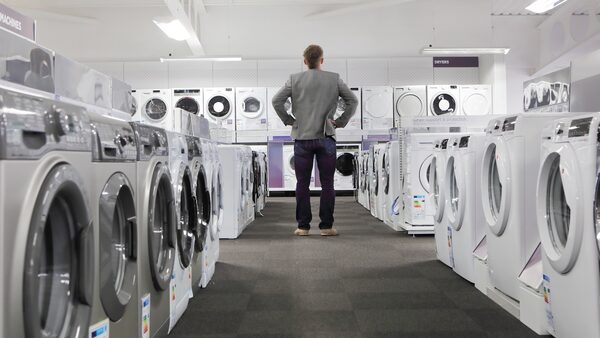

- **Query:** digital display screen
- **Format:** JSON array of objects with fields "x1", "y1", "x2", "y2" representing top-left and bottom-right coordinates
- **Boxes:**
[
  {"x1": 568, "y1": 117, "x2": 593, "y2": 138},
  {"x1": 459, "y1": 136, "x2": 470, "y2": 148},
  {"x1": 441, "y1": 139, "x2": 448, "y2": 149}
]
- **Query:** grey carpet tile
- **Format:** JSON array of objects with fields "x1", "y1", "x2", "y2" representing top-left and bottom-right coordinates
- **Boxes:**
[{"x1": 170, "y1": 197, "x2": 539, "y2": 338}]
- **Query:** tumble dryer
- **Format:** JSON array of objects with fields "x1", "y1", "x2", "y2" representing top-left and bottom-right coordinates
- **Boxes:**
[
  {"x1": 218, "y1": 145, "x2": 249, "y2": 239},
  {"x1": 204, "y1": 87, "x2": 235, "y2": 130},
  {"x1": 0, "y1": 88, "x2": 95, "y2": 338},
  {"x1": 481, "y1": 113, "x2": 564, "y2": 301},
  {"x1": 88, "y1": 108, "x2": 139, "y2": 338},
  {"x1": 383, "y1": 140, "x2": 403, "y2": 231},
  {"x1": 132, "y1": 123, "x2": 176, "y2": 337},
  {"x1": 138, "y1": 88, "x2": 174, "y2": 131},
  {"x1": 335, "y1": 87, "x2": 362, "y2": 130},
  {"x1": 236, "y1": 87, "x2": 267, "y2": 132},
  {"x1": 335, "y1": 144, "x2": 360, "y2": 190},
  {"x1": 427, "y1": 85, "x2": 460, "y2": 116},
  {"x1": 173, "y1": 88, "x2": 203, "y2": 116},
  {"x1": 444, "y1": 134, "x2": 486, "y2": 282},
  {"x1": 166, "y1": 132, "x2": 196, "y2": 332},
  {"x1": 362, "y1": 86, "x2": 394, "y2": 131},
  {"x1": 267, "y1": 87, "x2": 293, "y2": 132},
  {"x1": 459, "y1": 85, "x2": 492, "y2": 116},
  {"x1": 430, "y1": 138, "x2": 453, "y2": 267},
  {"x1": 394, "y1": 86, "x2": 427, "y2": 127},
  {"x1": 535, "y1": 113, "x2": 600, "y2": 338},
  {"x1": 403, "y1": 133, "x2": 436, "y2": 227}
]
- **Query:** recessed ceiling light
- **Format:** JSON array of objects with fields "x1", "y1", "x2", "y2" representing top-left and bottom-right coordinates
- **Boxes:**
[
  {"x1": 421, "y1": 47, "x2": 511, "y2": 55},
  {"x1": 525, "y1": 0, "x2": 568, "y2": 14},
  {"x1": 153, "y1": 18, "x2": 190, "y2": 41}
]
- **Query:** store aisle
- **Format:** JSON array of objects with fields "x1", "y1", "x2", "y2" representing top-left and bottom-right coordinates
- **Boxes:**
[{"x1": 170, "y1": 197, "x2": 537, "y2": 338}]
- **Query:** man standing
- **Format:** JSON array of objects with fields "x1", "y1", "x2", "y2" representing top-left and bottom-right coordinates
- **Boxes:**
[{"x1": 272, "y1": 45, "x2": 358, "y2": 236}]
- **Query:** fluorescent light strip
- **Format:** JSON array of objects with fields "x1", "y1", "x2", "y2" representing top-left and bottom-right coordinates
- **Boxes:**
[
  {"x1": 421, "y1": 47, "x2": 511, "y2": 55},
  {"x1": 526, "y1": 0, "x2": 568, "y2": 14},
  {"x1": 160, "y1": 57, "x2": 243, "y2": 62}
]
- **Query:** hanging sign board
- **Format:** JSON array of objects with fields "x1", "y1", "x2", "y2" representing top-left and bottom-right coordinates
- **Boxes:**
[
  {"x1": 0, "y1": 3, "x2": 35, "y2": 41},
  {"x1": 433, "y1": 57, "x2": 479, "y2": 68}
]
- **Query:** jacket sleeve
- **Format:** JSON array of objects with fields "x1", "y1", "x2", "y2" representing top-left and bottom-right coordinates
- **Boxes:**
[
  {"x1": 271, "y1": 78, "x2": 296, "y2": 126},
  {"x1": 334, "y1": 77, "x2": 358, "y2": 128}
]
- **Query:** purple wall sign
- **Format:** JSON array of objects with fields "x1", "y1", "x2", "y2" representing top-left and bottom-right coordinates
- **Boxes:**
[
  {"x1": 0, "y1": 3, "x2": 35, "y2": 41},
  {"x1": 268, "y1": 142, "x2": 284, "y2": 188},
  {"x1": 433, "y1": 57, "x2": 479, "y2": 68}
]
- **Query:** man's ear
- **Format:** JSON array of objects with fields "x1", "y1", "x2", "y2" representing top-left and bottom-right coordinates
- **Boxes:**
[
  {"x1": 304, "y1": 59, "x2": 308, "y2": 66},
  {"x1": 320, "y1": 58, "x2": 324, "y2": 65}
]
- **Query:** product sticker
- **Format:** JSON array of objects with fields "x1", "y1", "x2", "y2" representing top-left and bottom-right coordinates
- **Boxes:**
[
  {"x1": 413, "y1": 195, "x2": 426, "y2": 220},
  {"x1": 89, "y1": 318, "x2": 109, "y2": 338},
  {"x1": 447, "y1": 226, "x2": 454, "y2": 268},
  {"x1": 141, "y1": 293, "x2": 151, "y2": 338},
  {"x1": 543, "y1": 274, "x2": 555, "y2": 335},
  {"x1": 171, "y1": 272, "x2": 177, "y2": 301}
]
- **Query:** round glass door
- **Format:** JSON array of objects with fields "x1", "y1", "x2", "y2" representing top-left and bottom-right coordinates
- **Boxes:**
[
  {"x1": 177, "y1": 168, "x2": 197, "y2": 268},
  {"x1": 462, "y1": 93, "x2": 489, "y2": 115},
  {"x1": 99, "y1": 173, "x2": 137, "y2": 321},
  {"x1": 365, "y1": 94, "x2": 388, "y2": 118},
  {"x1": 144, "y1": 98, "x2": 168, "y2": 121},
  {"x1": 430, "y1": 157, "x2": 440, "y2": 209},
  {"x1": 130, "y1": 96, "x2": 138, "y2": 116},
  {"x1": 24, "y1": 165, "x2": 93, "y2": 338},
  {"x1": 211, "y1": 166, "x2": 224, "y2": 240},
  {"x1": 242, "y1": 97, "x2": 262, "y2": 118},
  {"x1": 430, "y1": 93, "x2": 457, "y2": 115},
  {"x1": 195, "y1": 167, "x2": 211, "y2": 252},
  {"x1": 446, "y1": 156, "x2": 462, "y2": 230},
  {"x1": 207, "y1": 95, "x2": 231, "y2": 118},
  {"x1": 289, "y1": 154, "x2": 295, "y2": 174},
  {"x1": 336, "y1": 153, "x2": 355, "y2": 176},
  {"x1": 546, "y1": 157, "x2": 570, "y2": 253},
  {"x1": 481, "y1": 139, "x2": 511, "y2": 236},
  {"x1": 488, "y1": 146, "x2": 502, "y2": 220},
  {"x1": 419, "y1": 155, "x2": 433, "y2": 193},
  {"x1": 396, "y1": 93, "x2": 424, "y2": 117},
  {"x1": 176, "y1": 97, "x2": 199, "y2": 115}
]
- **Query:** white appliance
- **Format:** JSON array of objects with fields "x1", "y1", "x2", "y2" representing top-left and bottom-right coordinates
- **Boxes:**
[
  {"x1": 131, "y1": 89, "x2": 140, "y2": 120},
  {"x1": 166, "y1": 132, "x2": 195, "y2": 332},
  {"x1": 481, "y1": 113, "x2": 564, "y2": 301},
  {"x1": 383, "y1": 140, "x2": 404, "y2": 231},
  {"x1": 459, "y1": 85, "x2": 492, "y2": 116},
  {"x1": 138, "y1": 88, "x2": 174, "y2": 131},
  {"x1": 236, "y1": 88, "x2": 268, "y2": 140},
  {"x1": 335, "y1": 87, "x2": 362, "y2": 130},
  {"x1": 403, "y1": 133, "x2": 436, "y2": 227},
  {"x1": 357, "y1": 151, "x2": 370, "y2": 209},
  {"x1": 267, "y1": 87, "x2": 293, "y2": 132},
  {"x1": 173, "y1": 88, "x2": 203, "y2": 134},
  {"x1": 251, "y1": 145, "x2": 268, "y2": 214},
  {"x1": 427, "y1": 85, "x2": 460, "y2": 116},
  {"x1": 370, "y1": 143, "x2": 388, "y2": 221},
  {"x1": 444, "y1": 134, "x2": 486, "y2": 282},
  {"x1": 394, "y1": 86, "x2": 428, "y2": 127},
  {"x1": 218, "y1": 145, "x2": 250, "y2": 239},
  {"x1": 368, "y1": 146, "x2": 379, "y2": 217},
  {"x1": 241, "y1": 146, "x2": 256, "y2": 226},
  {"x1": 362, "y1": 86, "x2": 394, "y2": 131},
  {"x1": 430, "y1": 138, "x2": 453, "y2": 267},
  {"x1": 204, "y1": 87, "x2": 236, "y2": 131},
  {"x1": 335, "y1": 144, "x2": 360, "y2": 190},
  {"x1": 535, "y1": 113, "x2": 600, "y2": 338},
  {"x1": 1, "y1": 88, "x2": 95, "y2": 337}
]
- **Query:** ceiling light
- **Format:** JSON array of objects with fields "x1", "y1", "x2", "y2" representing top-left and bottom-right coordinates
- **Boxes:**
[
  {"x1": 525, "y1": 0, "x2": 568, "y2": 14},
  {"x1": 153, "y1": 18, "x2": 190, "y2": 41},
  {"x1": 160, "y1": 56, "x2": 243, "y2": 62},
  {"x1": 421, "y1": 47, "x2": 511, "y2": 55}
]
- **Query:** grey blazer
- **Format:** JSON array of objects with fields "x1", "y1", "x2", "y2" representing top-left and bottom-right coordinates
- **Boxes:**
[{"x1": 272, "y1": 69, "x2": 359, "y2": 140}]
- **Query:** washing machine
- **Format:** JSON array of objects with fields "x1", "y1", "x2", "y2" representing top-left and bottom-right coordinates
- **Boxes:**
[
  {"x1": 459, "y1": 85, "x2": 492, "y2": 116},
  {"x1": 138, "y1": 88, "x2": 174, "y2": 131},
  {"x1": 335, "y1": 144, "x2": 360, "y2": 190},
  {"x1": 267, "y1": 87, "x2": 293, "y2": 132},
  {"x1": 430, "y1": 138, "x2": 453, "y2": 268},
  {"x1": 535, "y1": 113, "x2": 600, "y2": 338},
  {"x1": 358, "y1": 151, "x2": 371, "y2": 209},
  {"x1": 362, "y1": 86, "x2": 394, "y2": 131},
  {"x1": 427, "y1": 85, "x2": 460, "y2": 116},
  {"x1": 87, "y1": 108, "x2": 139, "y2": 338},
  {"x1": 393, "y1": 86, "x2": 428, "y2": 127},
  {"x1": 251, "y1": 145, "x2": 268, "y2": 214},
  {"x1": 375, "y1": 143, "x2": 388, "y2": 220},
  {"x1": 236, "y1": 87, "x2": 267, "y2": 132},
  {"x1": 131, "y1": 123, "x2": 176, "y2": 337},
  {"x1": 334, "y1": 87, "x2": 362, "y2": 130},
  {"x1": 403, "y1": 133, "x2": 436, "y2": 226},
  {"x1": 218, "y1": 145, "x2": 249, "y2": 239},
  {"x1": 444, "y1": 134, "x2": 486, "y2": 282},
  {"x1": 204, "y1": 87, "x2": 235, "y2": 131},
  {"x1": 368, "y1": 146, "x2": 380, "y2": 217},
  {"x1": 165, "y1": 131, "x2": 196, "y2": 333},
  {"x1": 240, "y1": 146, "x2": 256, "y2": 226},
  {"x1": 383, "y1": 140, "x2": 403, "y2": 231},
  {"x1": 480, "y1": 113, "x2": 565, "y2": 301},
  {"x1": 0, "y1": 88, "x2": 95, "y2": 338},
  {"x1": 283, "y1": 144, "x2": 299, "y2": 191}
]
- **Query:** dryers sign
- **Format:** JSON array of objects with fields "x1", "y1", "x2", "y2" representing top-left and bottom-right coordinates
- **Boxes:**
[
  {"x1": 433, "y1": 57, "x2": 479, "y2": 68},
  {"x1": 0, "y1": 3, "x2": 35, "y2": 41}
]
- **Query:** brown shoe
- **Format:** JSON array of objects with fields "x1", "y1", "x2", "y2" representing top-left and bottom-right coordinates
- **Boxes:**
[
  {"x1": 294, "y1": 229, "x2": 310, "y2": 236},
  {"x1": 320, "y1": 228, "x2": 338, "y2": 236}
]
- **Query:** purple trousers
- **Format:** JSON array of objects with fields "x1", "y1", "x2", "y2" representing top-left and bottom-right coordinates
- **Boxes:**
[{"x1": 294, "y1": 137, "x2": 337, "y2": 230}]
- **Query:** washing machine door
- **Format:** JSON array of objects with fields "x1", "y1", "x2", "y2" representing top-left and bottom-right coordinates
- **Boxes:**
[
  {"x1": 430, "y1": 153, "x2": 445, "y2": 223},
  {"x1": 462, "y1": 92, "x2": 490, "y2": 115},
  {"x1": 144, "y1": 97, "x2": 168, "y2": 121},
  {"x1": 241, "y1": 96, "x2": 264, "y2": 118},
  {"x1": 131, "y1": 95, "x2": 138, "y2": 116},
  {"x1": 195, "y1": 165, "x2": 211, "y2": 252},
  {"x1": 396, "y1": 92, "x2": 425, "y2": 118},
  {"x1": 148, "y1": 163, "x2": 176, "y2": 291},
  {"x1": 176, "y1": 166, "x2": 197, "y2": 268},
  {"x1": 419, "y1": 154, "x2": 433, "y2": 194},
  {"x1": 537, "y1": 146, "x2": 583, "y2": 274},
  {"x1": 364, "y1": 92, "x2": 389, "y2": 118},
  {"x1": 446, "y1": 153, "x2": 466, "y2": 230},
  {"x1": 211, "y1": 165, "x2": 224, "y2": 240},
  {"x1": 24, "y1": 164, "x2": 94, "y2": 338},
  {"x1": 382, "y1": 151, "x2": 390, "y2": 195},
  {"x1": 99, "y1": 173, "x2": 137, "y2": 322},
  {"x1": 336, "y1": 152, "x2": 355, "y2": 177},
  {"x1": 176, "y1": 97, "x2": 200, "y2": 115},
  {"x1": 430, "y1": 92, "x2": 457, "y2": 116},
  {"x1": 207, "y1": 95, "x2": 232, "y2": 119},
  {"x1": 288, "y1": 153, "x2": 296, "y2": 175},
  {"x1": 481, "y1": 137, "x2": 511, "y2": 236}
]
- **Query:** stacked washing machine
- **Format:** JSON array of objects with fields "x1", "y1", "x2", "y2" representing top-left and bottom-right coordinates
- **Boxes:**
[
  {"x1": 335, "y1": 144, "x2": 360, "y2": 191},
  {"x1": 251, "y1": 145, "x2": 268, "y2": 214}
]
